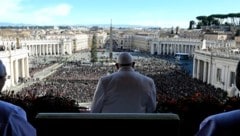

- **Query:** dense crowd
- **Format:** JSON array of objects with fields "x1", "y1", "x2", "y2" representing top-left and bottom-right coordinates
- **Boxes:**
[
  {"x1": 2, "y1": 52, "x2": 240, "y2": 136},
  {"x1": 17, "y1": 53, "x2": 230, "y2": 111},
  {"x1": 19, "y1": 63, "x2": 115, "y2": 103}
]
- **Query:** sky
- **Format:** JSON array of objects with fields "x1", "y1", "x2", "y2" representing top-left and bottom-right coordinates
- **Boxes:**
[{"x1": 1, "y1": 0, "x2": 240, "y2": 28}]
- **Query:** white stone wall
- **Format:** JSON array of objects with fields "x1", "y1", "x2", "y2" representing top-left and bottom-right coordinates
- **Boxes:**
[
  {"x1": 194, "y1": 49, "x2": 240, "y2": 95},
  {"x1": 0, "y1": 49, "x2": 29, "y2": 90}
]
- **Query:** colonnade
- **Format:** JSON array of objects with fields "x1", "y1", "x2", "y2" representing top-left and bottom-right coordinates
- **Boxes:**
[
  {"x1": 152, "y1": 43, "x2": 196, "y2": 56},
  {"x1": 0, "y1": 39, "x2": 73, "y2": 57},
  {"x1": 193, "y1": 49, "x2": 239, "y2": 93},
  {"x1": 150, "y1": 39, "x2": 201, "y2": 57},
  {"x1": 23, "y1": 40, "x2": 72, "y2": 56},
  {"x1": 0, "y1": 48, "x2": 29, "y2": 90},
  {"x1": 10, "y1": 57, "x2": 29, "y2": 85},
  {"x1": 192, "y1": 51, "x2": 212, "y2": 84},
  {"x1": 27, "y1": 44, "x2": 62, "y2": 56}
]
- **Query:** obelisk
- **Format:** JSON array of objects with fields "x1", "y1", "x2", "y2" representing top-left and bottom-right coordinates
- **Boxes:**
[{"x1": 109, "y1": 19, "x2": 113, "y2": 61}]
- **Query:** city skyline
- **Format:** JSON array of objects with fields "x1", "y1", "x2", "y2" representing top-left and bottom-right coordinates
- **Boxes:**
[{"x1": 1, "y1": 0, "x2": 240, "y2": 28}]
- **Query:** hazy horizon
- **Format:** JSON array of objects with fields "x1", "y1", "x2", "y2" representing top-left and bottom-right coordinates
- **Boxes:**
[{"x1": 1, "y1": 0, "x2": 240, "y2": 28}]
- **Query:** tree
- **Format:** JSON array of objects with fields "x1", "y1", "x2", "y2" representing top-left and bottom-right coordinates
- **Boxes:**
[
  {"x1": 90, "y1": 33, "x2": 98, "y2": 64},
  {"x1": 170, "y1": 27, "x2": 174, "y2": 34},
  {"x1": 175, "y1": 26, "x2": 179, "y2": 34},
  {"x1": 189, "y1": 20, "x2": 195, "y2": 30},
  {"x1": 196, "y1": 22, "x2": 203, "y2": 29},
  {"x1": 211, "y1": 14, "x2": 227, "y2": 25},
  {"x1": 212, "y1": 20, "x2": 220, "y2": 26},
  {"x1": 196, "y1": 16, "x2": 208, "y2": 26},
  {"x1": 206, "y1": 16, "x2": 214, "y2": 25}
]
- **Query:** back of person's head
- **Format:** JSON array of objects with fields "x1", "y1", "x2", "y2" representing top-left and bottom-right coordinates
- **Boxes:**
[
  {"x1": 116, "y1": 52, "x2": 134, "y2": 68},
  {"x1": 0, "y1": 60, "x2": 6, "y2": 91}
]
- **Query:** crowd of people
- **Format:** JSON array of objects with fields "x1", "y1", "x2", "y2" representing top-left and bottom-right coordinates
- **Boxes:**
[
  {"x1": 17, "y1": 61, "x2": 115, "y2": 103},
  {"x1": 2, "y1": 52, "x2": 238, "y2": 135},
  {"x1": 14, "y1": 53, "x2": 229, "y2": 108}
]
